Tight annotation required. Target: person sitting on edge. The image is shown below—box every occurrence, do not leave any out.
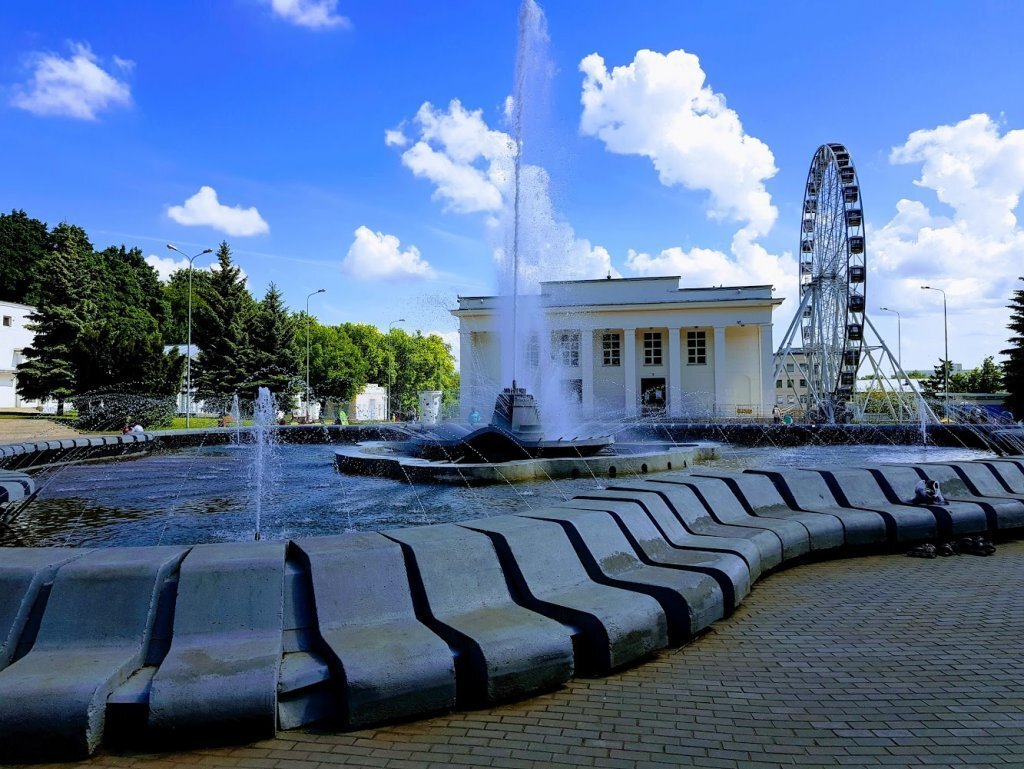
[911,478,948,506]
[131,423,144,434]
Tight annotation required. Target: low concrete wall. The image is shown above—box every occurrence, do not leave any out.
[0,458,1022,760]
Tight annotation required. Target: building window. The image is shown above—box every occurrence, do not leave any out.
[786,363,795,373]
[556,332,580,367]
[775,379,782,388]
[786,379,794,388]
[526,335,539,368]
[799,378,807,388]
[643,331,662,366]
[2,316,10,327]
[601,333,621,366]
[687,330,707,365]
[788,394,796,404]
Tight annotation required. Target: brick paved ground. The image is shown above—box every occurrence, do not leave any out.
[18,540,1024,769]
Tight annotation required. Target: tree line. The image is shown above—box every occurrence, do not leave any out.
[0,209,457,425]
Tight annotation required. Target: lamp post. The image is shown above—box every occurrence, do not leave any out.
[387,319,405,421]
[920,286,949,419]
[305,289,325,422]
[167,244,213,428]
[878,306,902,369]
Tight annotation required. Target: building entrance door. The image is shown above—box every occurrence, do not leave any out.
[640,377,666,417]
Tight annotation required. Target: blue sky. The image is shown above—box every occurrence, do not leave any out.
[2,0,1023,370]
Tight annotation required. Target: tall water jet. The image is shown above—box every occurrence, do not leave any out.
[250,387,277,541]
[230,392,242,446]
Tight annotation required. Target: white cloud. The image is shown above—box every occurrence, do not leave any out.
[145,254,190,282]
[145,253,247,284]
[580,49,778,236]
[384,128,408,147]
[10,42,132,120]
[342,226,435,280]
[268,0,350,29]
[167,186,270,237]
[396,99,513,214]
[868,114,1024,365]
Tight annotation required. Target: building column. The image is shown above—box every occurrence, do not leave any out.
[459,329,474,417]
[580,329,594,414]
[759,323,773,417]
[667,326,682,417]
[623,327,638,417]
[713,326,727,417]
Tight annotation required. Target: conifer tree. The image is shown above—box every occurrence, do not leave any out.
[243,283,299,401]
[192,241,253,410]
[1002,277,1024,419]
[0,209,51,305]
[15,224,94,413]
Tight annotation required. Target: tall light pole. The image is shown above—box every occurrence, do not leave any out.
[305,289,325,422]
[921,286,949,419]
[878,306,902,369]
[387,319,405,421]
[167,244,213,428]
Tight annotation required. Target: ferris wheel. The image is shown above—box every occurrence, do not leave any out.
[776,143,866,423]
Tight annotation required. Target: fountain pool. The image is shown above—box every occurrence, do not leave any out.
[1,441,997,548]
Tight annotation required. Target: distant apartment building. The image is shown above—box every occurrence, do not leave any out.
[774,348,811,412]
[0,300,40,409]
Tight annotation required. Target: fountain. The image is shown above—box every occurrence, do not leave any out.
[250,387,277,540]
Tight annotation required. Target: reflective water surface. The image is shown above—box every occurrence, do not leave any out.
[0,442,995,548]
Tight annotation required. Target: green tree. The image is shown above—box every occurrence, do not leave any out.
[389,329,459,416]
[1002,277,1024,419]
[162,267,214,345]
[15,223,94,413]
[192,241,253,411]
[952,356,1003,394]
[304,320,369,405]
[922,359,953,400]
[0,209,51,305]
[243,283,299,402]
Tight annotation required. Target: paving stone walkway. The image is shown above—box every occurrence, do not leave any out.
[18,540,1024,769]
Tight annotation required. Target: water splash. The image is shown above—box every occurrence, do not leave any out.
[251,387,277,541]
[230,393,242,446]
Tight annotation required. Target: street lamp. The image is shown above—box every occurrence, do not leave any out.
[878,306,902,369]
[920,286,949,418]
[305,289,326,422]
[387,319,405,421]
[167,244,213,428]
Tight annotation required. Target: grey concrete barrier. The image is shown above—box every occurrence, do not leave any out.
[523,506,723,644]
[630,482,780,574]
[463,515,668,674]
[148,541,286,742]
[0,548,86,670]
[866,466,992,535]
[690,470,845,551]
[556,496,737,614]
[292,532,456,727]
[666,477,810,560]
[741,468,889,546]
[0,546,186,761]
[807,468,938,542]
[909,462,1024,531]
[984,459,1024,492]
[384,524,574,706]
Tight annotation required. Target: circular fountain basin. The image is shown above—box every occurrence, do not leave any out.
[334,439,717,483]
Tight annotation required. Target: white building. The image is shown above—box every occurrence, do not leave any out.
[0,300,40,409]
[349,383,387,422]
[452,276,783,420]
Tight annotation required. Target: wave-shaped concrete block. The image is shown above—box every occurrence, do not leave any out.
[464,515,668,673]
[875,465,1005,532]
[741,468,889,545]
[984,459,1024,494]
[691,470,844,551]
[293,532,456,727]
[524,506,722,644]
[668,477,810,560]
[909,462,1024,530]
[148,541,285,742]
[385,524,573,706]
[0,548,87,670]
[0,546,186,761]
[557,496,737,614]
[800,468,937,542]
[628,482,779,574]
